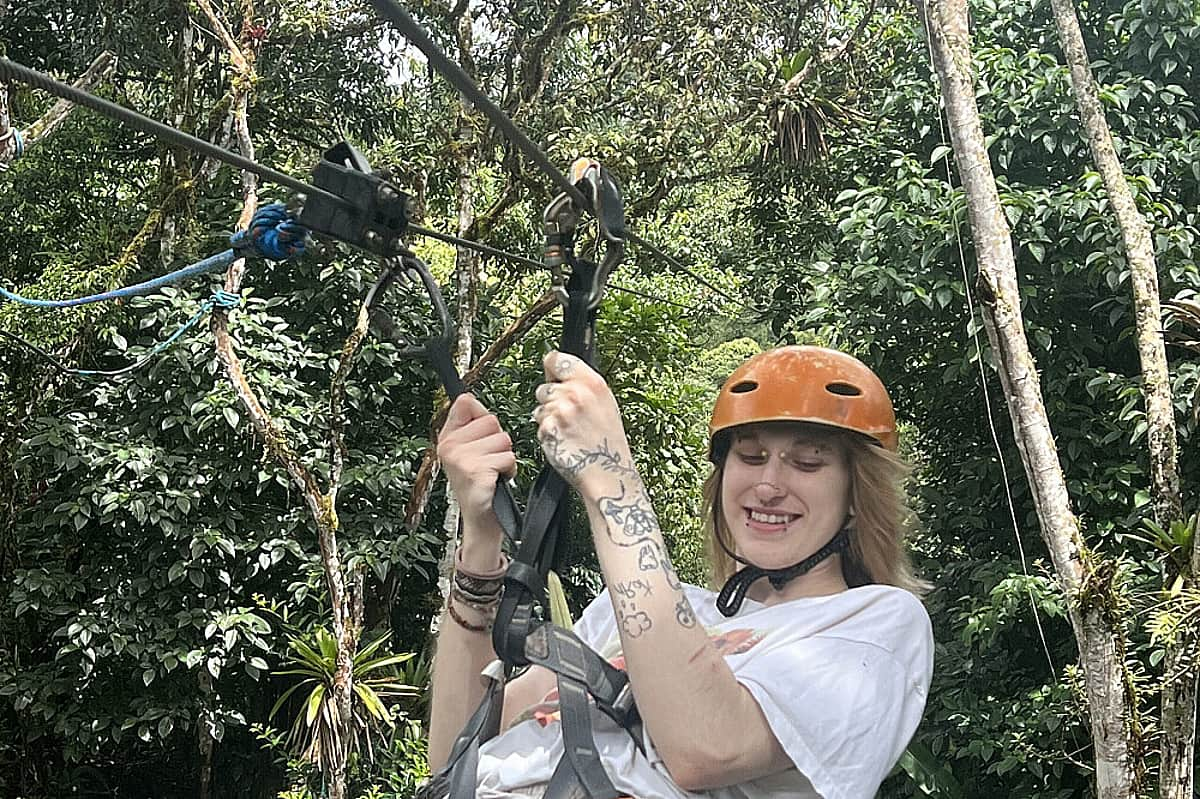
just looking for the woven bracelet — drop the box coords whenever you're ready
[454,546,509,594]
[445,597,493,633]
[451,585,501,612]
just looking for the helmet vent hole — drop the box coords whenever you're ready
[826,382,862,397]
[730,380,758,394]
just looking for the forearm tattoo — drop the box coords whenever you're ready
[599,481,659,547]
[675,598,697,628]
[614,579,654,638]
[602,484,693,639]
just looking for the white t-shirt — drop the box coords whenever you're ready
[475,583,933,799]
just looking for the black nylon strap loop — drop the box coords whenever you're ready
[557,674,623,799]
[716,527,851,617]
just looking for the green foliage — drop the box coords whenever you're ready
[268,629,418,773]
[4,0,1200,794]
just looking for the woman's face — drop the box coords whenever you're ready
[719,423,852,570]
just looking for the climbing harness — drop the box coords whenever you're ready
[0,203,306,375]
[295,136,642,799]
[428,160,641,799]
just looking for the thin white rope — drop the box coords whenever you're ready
[918,0,1057,677]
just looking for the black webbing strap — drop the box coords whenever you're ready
[440,261,632,799]
[523,624,642,738]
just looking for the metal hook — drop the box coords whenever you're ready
[542,158,626,310]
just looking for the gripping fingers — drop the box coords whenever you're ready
[480,450,518,480]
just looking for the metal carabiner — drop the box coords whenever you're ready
[364,255,522,544]
[543,158,626,310]
[365,255,463,397]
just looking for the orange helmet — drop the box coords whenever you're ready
[709,346,898,458]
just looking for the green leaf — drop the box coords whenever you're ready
[353,683,393,725]
[222,406,240,429]
[158,716,174,738]
[547,570,574,629]
[899,741,966,796]
[305,683,327,726]
[269,680,315,720]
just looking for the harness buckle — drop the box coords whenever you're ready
[298,141,410,256]
[543,158,626,310]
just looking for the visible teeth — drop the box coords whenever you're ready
[749,510,796,525]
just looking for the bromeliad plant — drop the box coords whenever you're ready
[270,627,420,774]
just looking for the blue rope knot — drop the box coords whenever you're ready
[230,203,309,261]
[209,289,241,310]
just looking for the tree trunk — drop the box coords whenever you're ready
[198,669,215,799]
[160,17,197,266]
[1046,1,1192,793]
[920,0,1142,795]
[1047,0,1180,528]
[198,4,361,796]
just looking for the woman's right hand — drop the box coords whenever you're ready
[438,394,517,537]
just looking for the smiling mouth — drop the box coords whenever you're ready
[746,509,801,527]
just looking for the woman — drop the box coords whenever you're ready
[428,345,933,799]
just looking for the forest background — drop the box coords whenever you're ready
[1,0,1199,796]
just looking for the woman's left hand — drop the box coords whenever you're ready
[533,350,633,496]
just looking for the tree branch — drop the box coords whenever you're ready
[404,290,559,529]
[782,0,876,94]
[192,0,250,73]
[1,51,118,166]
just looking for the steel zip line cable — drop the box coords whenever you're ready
[0,57,552,273]
[365,0,589,207]
[364,0,761,314]
[0,58,351,210]
[411,224,543,269]
[2,52,755,312]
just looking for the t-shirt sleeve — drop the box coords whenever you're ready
[572,588,616,650]
[734,597,933,799]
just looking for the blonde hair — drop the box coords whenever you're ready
[703,427,928,595]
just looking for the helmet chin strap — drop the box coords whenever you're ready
[715,522,852,617]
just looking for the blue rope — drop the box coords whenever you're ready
[11,129,23,159]
[0,249,239,308]
[0,203,307,309]
[0,289,243,378]
[229,203,308,261]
